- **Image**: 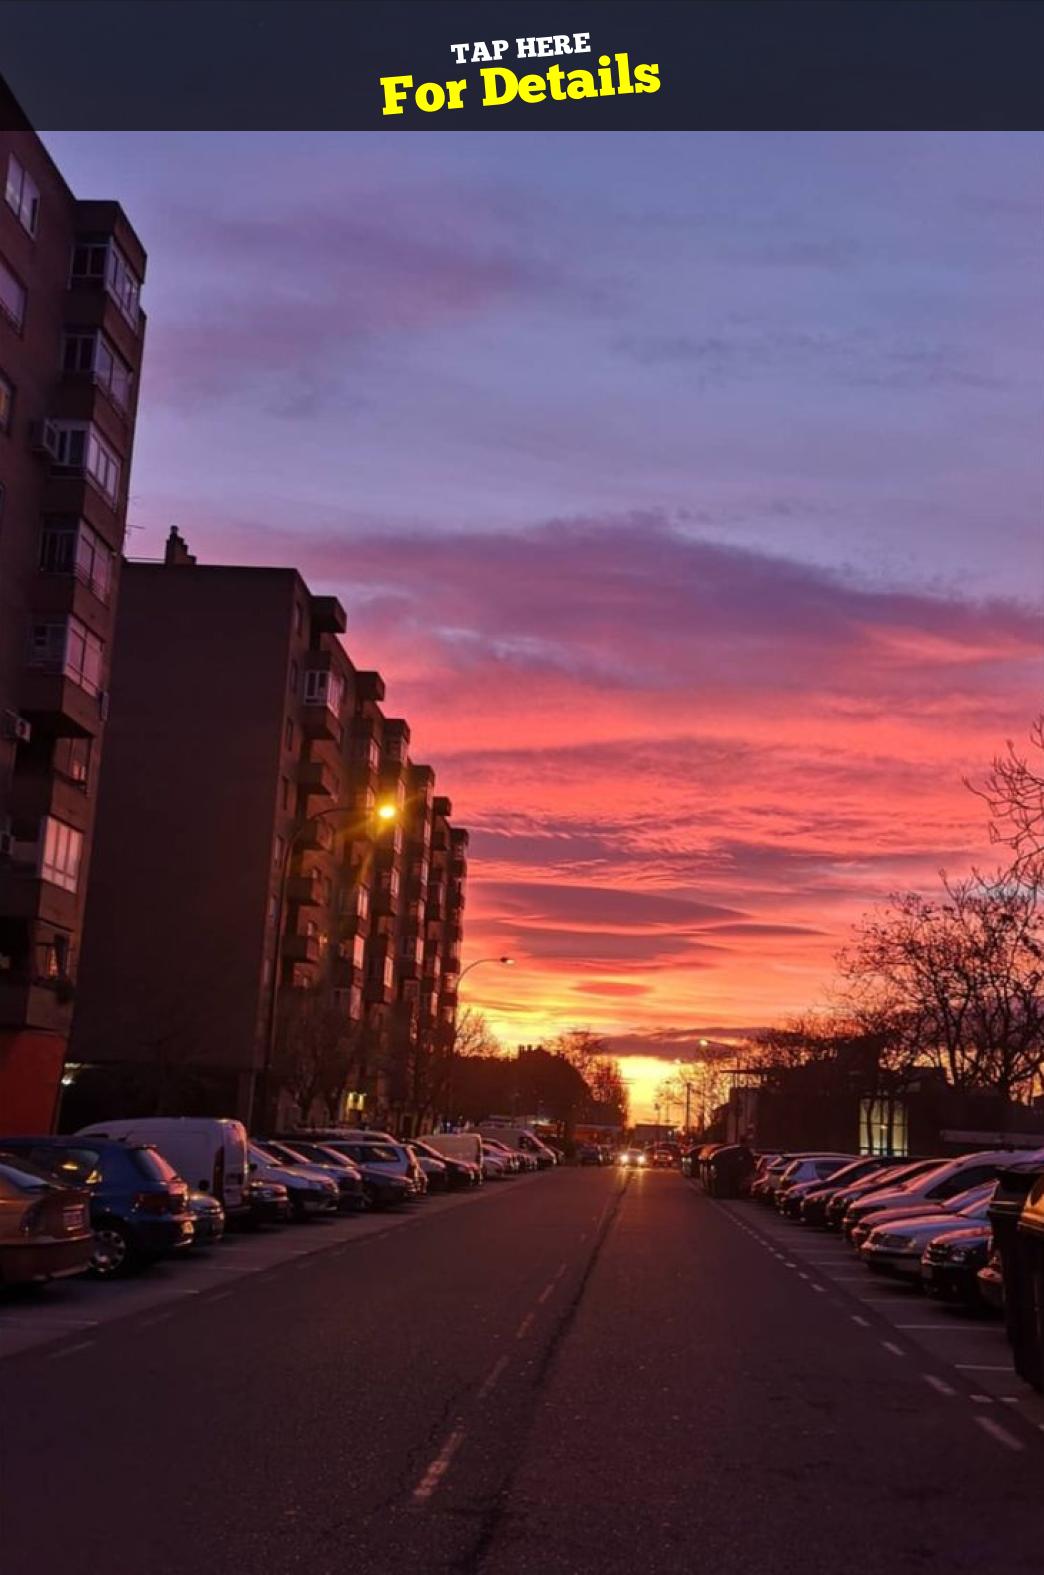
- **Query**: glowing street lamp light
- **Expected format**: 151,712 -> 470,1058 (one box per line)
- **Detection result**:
459,955 -> 515,981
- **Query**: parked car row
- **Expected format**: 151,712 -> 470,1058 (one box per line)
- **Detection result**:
0,1118 -> 558,1288
741,1145 -> 1044,1393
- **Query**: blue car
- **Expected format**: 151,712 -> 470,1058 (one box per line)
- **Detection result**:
0,1136 -> 194,1277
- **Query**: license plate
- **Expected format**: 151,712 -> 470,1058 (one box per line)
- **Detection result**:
62,1207 -> 86,1231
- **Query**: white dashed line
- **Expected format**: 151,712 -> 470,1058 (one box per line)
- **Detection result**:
537,1281 -> 556,1305
974,1416 -> 1025,1452
850,1315 -> 870,1328
46,1340 -> 94,1359
515,1313 -> 535,1340
881,1340 -> 905,1358
922,1374 -> 957,1397
476,1355 -> 509,1401
956,1364 -> 1015,1373
412,1428 -> 465,1502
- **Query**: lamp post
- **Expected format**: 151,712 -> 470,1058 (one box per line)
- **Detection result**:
249,798 -> 398,1133
441,955 -> 514,1127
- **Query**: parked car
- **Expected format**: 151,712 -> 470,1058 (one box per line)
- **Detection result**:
410,1139 -> 480,1188
0,1136 -> 194,1277
243,1178 -> 291,1226
851,1178 -> 998,1250
774,1155 -> 857,1210
575,1143 -> 603,1166
312,1131 -> 427,1195
0,1155 -> 93,1285
477,1125 -> 558,1167
796,1157 -> 899,1225
406,1145 -> 449,1191
76,1117 -> 249,1223
482,1137 -> 524,1173
824,1159 -> 944,1230
753,1152 -> 836,1205
648,1146 -> 676,1169
921,1221 -> 993,1307
186,1189 -> 225,1247
419,1132 -> 483,1169
843,1152 -> 1014,1241
859,1183 -> 997,1275
263,1137 -> 367,1212
305,1138 -> 415,1207
247,1142 -> 339,1220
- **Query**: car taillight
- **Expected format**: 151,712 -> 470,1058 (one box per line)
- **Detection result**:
20,1201 -> 46,1236
135,1190 -> 178,1214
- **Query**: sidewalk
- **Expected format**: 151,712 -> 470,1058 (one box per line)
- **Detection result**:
0,1176 -> 535,1361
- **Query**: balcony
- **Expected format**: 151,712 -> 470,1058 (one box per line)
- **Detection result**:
286,869 -> 322,906
282,932 -> 321,965
298,758 -> 338,798
298,819 -> 334,853
0,975 -> 74,1034
18,670 -> 101,738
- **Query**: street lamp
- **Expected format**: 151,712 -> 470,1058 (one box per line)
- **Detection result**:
439,956 -> 514,1129
249,797 -> 399,1132
459,955 -> 515,981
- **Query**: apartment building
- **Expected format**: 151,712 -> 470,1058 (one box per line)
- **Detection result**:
67,532 -> 468,1131
0,88 -> 147,1131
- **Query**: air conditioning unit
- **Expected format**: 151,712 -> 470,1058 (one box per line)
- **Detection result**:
31,419 -> 62,459
2,710 -> 31,743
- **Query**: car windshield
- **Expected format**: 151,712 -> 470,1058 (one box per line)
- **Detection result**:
250,1143 -> 284,1166
350,1145 -> 399,1164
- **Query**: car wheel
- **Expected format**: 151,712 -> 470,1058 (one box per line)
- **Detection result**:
90,1223 -> 135,1278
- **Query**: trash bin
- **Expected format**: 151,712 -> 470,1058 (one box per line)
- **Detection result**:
988,1161 -> 1044,1375
708,1143 -> 755,1199
1015,1173 -> 1044,1393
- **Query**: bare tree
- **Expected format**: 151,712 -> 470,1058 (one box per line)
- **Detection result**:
839,871 -> 1044,1101
969,716 -> 1044,880
272,987 -> 364,1124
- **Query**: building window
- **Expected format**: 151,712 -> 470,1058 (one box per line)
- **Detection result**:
0,257 -> 26,330
273,835 -> 285,870
39,816 -> 83,893
284,718 -> 295,752
281,776 -> 292,811
303,668 -> 343,716
294,602 -> 304,635
29,615 -> 105,696
62,331 -> 132,412
40,520 -> 114,603
53,736 -> 91,789
288,659 -> 299,695
70,238 -> 140,328
0,368 -> 12,431
39,933 -> 71,981
5,156 -> 39,236
48,422 -> 121,505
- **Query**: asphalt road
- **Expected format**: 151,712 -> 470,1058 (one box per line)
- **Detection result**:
2,1167 -> 1042,1574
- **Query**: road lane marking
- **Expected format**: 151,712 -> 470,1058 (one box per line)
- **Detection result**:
850,1315 -> 870,1327
554,1262 -> 567,1281
881,1341 -> 905,1357
956,1364 -> 1015,1373
796,1271 -> 810,1280
922,1374 -> 957,1397
412,1428 -> 465,1502
515,1313 -> 535,1339
477,1355 -> 509,1400
810,1283 -> 826,1293
894,1323 -> 971,1330
974,1417 -> 1025,1452
46,1340 -> 94,1359
970,1394 -> 994,1404
537,1281 -> 556,1304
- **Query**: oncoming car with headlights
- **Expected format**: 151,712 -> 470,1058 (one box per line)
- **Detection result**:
618,1149 -> 647,1169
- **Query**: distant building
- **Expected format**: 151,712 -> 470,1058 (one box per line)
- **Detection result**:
0,85 -> 147,1130
67,532 -> 467,1132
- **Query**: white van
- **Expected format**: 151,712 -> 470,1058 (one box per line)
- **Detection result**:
77,1117 -> 249,1217
420,1132 -> 483,1168
477,1125 -> 557,1168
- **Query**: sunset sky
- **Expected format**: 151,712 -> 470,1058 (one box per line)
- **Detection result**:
47,131 -> 1043,1119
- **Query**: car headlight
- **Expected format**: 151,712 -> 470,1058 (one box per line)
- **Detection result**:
947,1247 -> 968,1263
